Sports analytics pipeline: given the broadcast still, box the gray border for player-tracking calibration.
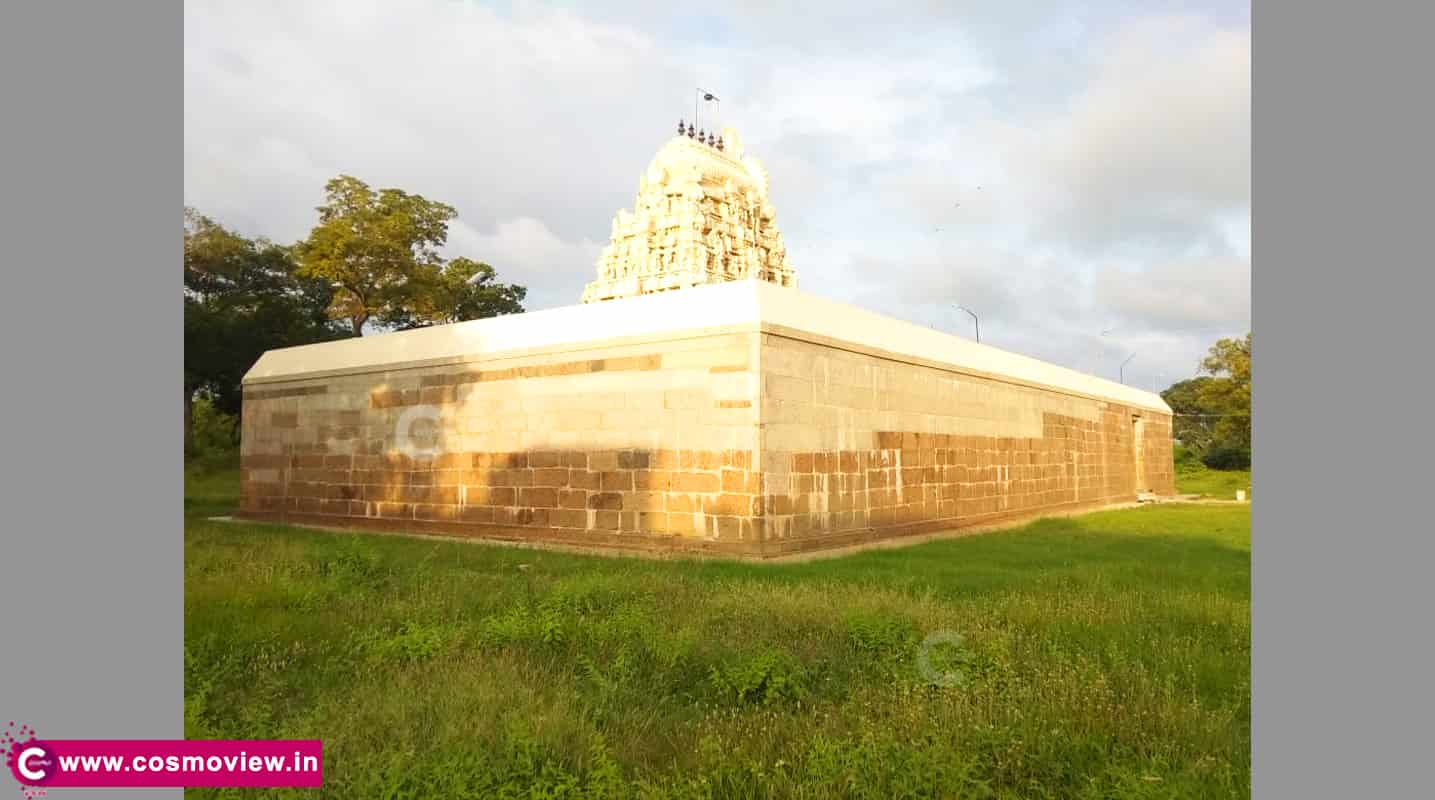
[1255,2,1434,797]
[0,1,181,797]
[2,1,1432,796]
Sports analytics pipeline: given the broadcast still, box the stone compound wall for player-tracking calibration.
[238,323,1174,559]
[239,332,768,552]
[755,333,1175,554]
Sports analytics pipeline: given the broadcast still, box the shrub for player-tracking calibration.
[1202,446,1251,471]
[365,621,452,664]
[188,395,239,469]
[708,650,809,705]
[1173,445,1201,469]
[845,612,919,664]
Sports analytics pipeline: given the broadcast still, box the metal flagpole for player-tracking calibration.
[696,88,719,133]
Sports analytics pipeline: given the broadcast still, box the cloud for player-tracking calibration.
[446,217,603,310]
[1095,257,1251,333]
[184,1,1250,388]
[857,15,1250,251]
[186,1,684,236]
[1030,16,1251,253]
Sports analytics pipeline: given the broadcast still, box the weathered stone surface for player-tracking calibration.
[238,317,1174,559]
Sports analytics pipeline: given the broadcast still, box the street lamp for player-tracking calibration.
[1095,327,1115,371]
[955,305,980,343]
[1119,352,1136,384]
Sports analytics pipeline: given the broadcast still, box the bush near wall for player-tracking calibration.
[188,395,239,471]
[1173,445,1202,471]
[1201,446,1251,471]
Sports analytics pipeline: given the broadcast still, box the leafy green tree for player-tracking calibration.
[1197,332,1252,452]
[293,176,451,335]
[189,395,241,467]
[184,208,347,456]
[295,176,527,334]
[1161,376,1219,453]
[388,257,527,329]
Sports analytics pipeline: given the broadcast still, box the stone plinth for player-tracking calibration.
[237,281,1175,559]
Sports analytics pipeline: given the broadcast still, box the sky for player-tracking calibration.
[184,0,1250,391]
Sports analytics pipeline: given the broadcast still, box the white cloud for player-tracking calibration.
[446,217,603,310]
[1096,257,1251,332]
[1031,16,1251,252]
[184,2,1250,388]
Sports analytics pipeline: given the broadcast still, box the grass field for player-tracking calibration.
[1174,466,1252,499]
[186,466,1250,799]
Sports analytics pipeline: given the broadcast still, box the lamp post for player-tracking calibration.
[955,305,980,343]
[1120,352,1136,384]
[1096,327,1115,371]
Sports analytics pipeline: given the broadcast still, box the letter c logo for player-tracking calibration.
[395,404,443,459]
[17,746,49,781]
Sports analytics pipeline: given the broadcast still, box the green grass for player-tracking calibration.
[1174,466,1252,499]
[1171,446,1251,500]
[186,469,1250,799]
[185,458,242,519]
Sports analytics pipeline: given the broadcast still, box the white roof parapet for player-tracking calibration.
[750,282,1170,413]
[243,280,1171,415]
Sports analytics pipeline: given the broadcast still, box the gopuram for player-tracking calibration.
[582,123,797,303]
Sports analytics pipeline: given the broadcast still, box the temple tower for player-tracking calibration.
[581,124,798,303]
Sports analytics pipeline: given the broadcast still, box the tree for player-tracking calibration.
[295,176,528,333]
[185,180,526,456]
[1196,332,1252,453]
[184,208,348,456]
[294,176,458,336]
[1161,376,1219,452]
[387,257,527,329]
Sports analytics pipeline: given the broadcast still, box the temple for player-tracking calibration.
[581,124,797,303]
[236,123,1175,560]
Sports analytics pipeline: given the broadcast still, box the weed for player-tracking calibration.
[708,650,810,706]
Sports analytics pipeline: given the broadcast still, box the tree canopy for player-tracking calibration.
[184,177,530,459]
[1196,332,1252,451]
[294,175,525,335]
[387,257,527,330]
[183,208,348,454]
[1161,376,1219,451]
[1161,332,1252,461]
